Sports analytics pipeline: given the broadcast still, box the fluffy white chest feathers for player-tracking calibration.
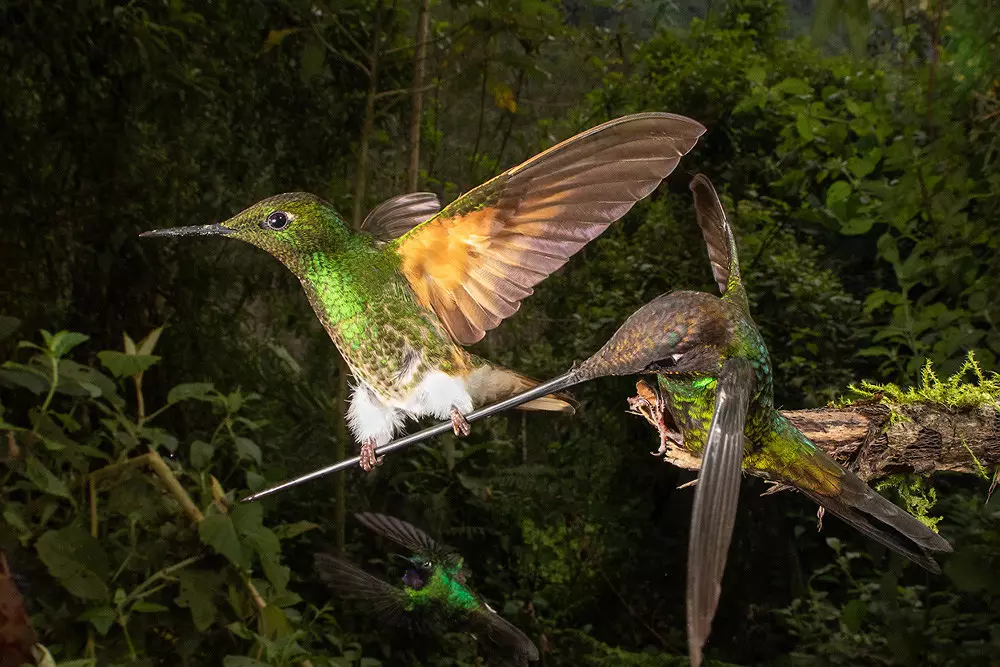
[346,371,474,446]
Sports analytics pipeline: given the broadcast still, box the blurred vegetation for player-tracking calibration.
[1,0,998,665]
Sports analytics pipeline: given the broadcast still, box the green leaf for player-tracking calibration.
[49,331,90,358]
[199,514,245,568]
[132,601,170,613]
[825,181,852,208]
[97,351,160,378]
[191,440,214,469]
[795,113,814,141]
[273,521,320,540]
[262,555,290,594]
[0,361,50,394]
[168,382,215,404]
[143,426,179,453]
[78,606,116,635]
[775,77,811,96]
[136,327,164,356]
[36,526,110,601]
[26,457,71,499]
[841,598,867,632]
[234,436,262,464]
[300,38,325,83]
[840,217,875,235]
[0,316,20,342]
[175,569,220,631]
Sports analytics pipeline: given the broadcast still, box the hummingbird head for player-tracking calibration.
[140,192,351,271]
[400,553,435,590]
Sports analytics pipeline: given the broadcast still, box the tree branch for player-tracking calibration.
[631,388,1000,481]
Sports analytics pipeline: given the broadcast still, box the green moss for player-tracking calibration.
[843,351,1000,409]
[873,474,942,532]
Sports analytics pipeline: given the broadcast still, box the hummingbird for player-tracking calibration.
[329,175,954,666]
[140,113,706,471]
[314,512,539,666]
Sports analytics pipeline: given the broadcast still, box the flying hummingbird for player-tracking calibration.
[315,512,539,666]
[140,113,705,471]
[312,175,954,666]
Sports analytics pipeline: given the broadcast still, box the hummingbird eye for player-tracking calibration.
[422,560,432,569]
[263,211,291,231]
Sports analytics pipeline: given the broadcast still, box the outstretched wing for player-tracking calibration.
[469,603,540,667]
[686,357,755,667]
[314,553,430,630]
[355,512,442,554]
[689,174,748,313]
[394,113,706,344]
[362,193,442,242]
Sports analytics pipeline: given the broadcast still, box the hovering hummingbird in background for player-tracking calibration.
[314,512,539,666]
[141,113,705,471]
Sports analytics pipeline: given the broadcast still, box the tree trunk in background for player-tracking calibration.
[407,0,431,191]
[336,0,385,556]
[635,391,1000,481]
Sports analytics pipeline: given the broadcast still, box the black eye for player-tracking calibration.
[263,211,290,231]
[423,560,432,569]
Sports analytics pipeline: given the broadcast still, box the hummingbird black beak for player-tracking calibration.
[139,223,235,238]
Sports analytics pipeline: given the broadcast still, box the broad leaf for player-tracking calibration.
[26,456,71,498]
[199,514,245,568]
[168,382,215,404]
[97,351,160,378]
[36,526,110,601]
[175,569,220,631]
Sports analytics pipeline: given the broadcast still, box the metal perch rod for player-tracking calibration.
[241,372,577,503]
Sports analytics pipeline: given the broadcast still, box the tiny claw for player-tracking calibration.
[816,506,826,532]
[359,439,384,472]
[450,407,471,437]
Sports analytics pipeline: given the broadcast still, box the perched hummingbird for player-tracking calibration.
[315,512,539,666]
[141,113,705,471]
[342,175,954,666]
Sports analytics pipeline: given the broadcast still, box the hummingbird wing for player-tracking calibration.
[689,174,749,313]
[314,553,436,631]
[361,192,441,242]
[355,512,443,554]
[468,602,540,666]
[686,356,755,667]
[392,112,706,344]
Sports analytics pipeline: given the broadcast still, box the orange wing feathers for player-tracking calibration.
[395,112,706,345]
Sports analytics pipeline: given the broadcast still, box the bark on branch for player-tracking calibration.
[635,394,1000,482]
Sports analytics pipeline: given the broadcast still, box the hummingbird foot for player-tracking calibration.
[450,407,472,437]
[627,382,683,457]
[816,506,826,532]
[359,439,384,472]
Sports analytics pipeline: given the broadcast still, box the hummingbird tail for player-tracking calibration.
[763,415,952,572]
[466,362,576,414]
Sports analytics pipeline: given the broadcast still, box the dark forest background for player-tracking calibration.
[2,0,999,665]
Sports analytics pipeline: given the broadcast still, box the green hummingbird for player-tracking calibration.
[564,174,953,666]
[140,113,705,471]
[315,512,539,666]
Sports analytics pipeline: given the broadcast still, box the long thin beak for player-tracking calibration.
[139,223,235,238]
[241,370,581,502]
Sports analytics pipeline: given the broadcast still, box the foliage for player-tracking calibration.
[2,0,999,665]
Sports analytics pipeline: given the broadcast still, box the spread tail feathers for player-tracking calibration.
[466,361,575,414]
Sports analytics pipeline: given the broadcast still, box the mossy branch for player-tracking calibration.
[634,352,1000,483]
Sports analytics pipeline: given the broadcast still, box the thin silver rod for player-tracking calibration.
[241,371,578,502]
